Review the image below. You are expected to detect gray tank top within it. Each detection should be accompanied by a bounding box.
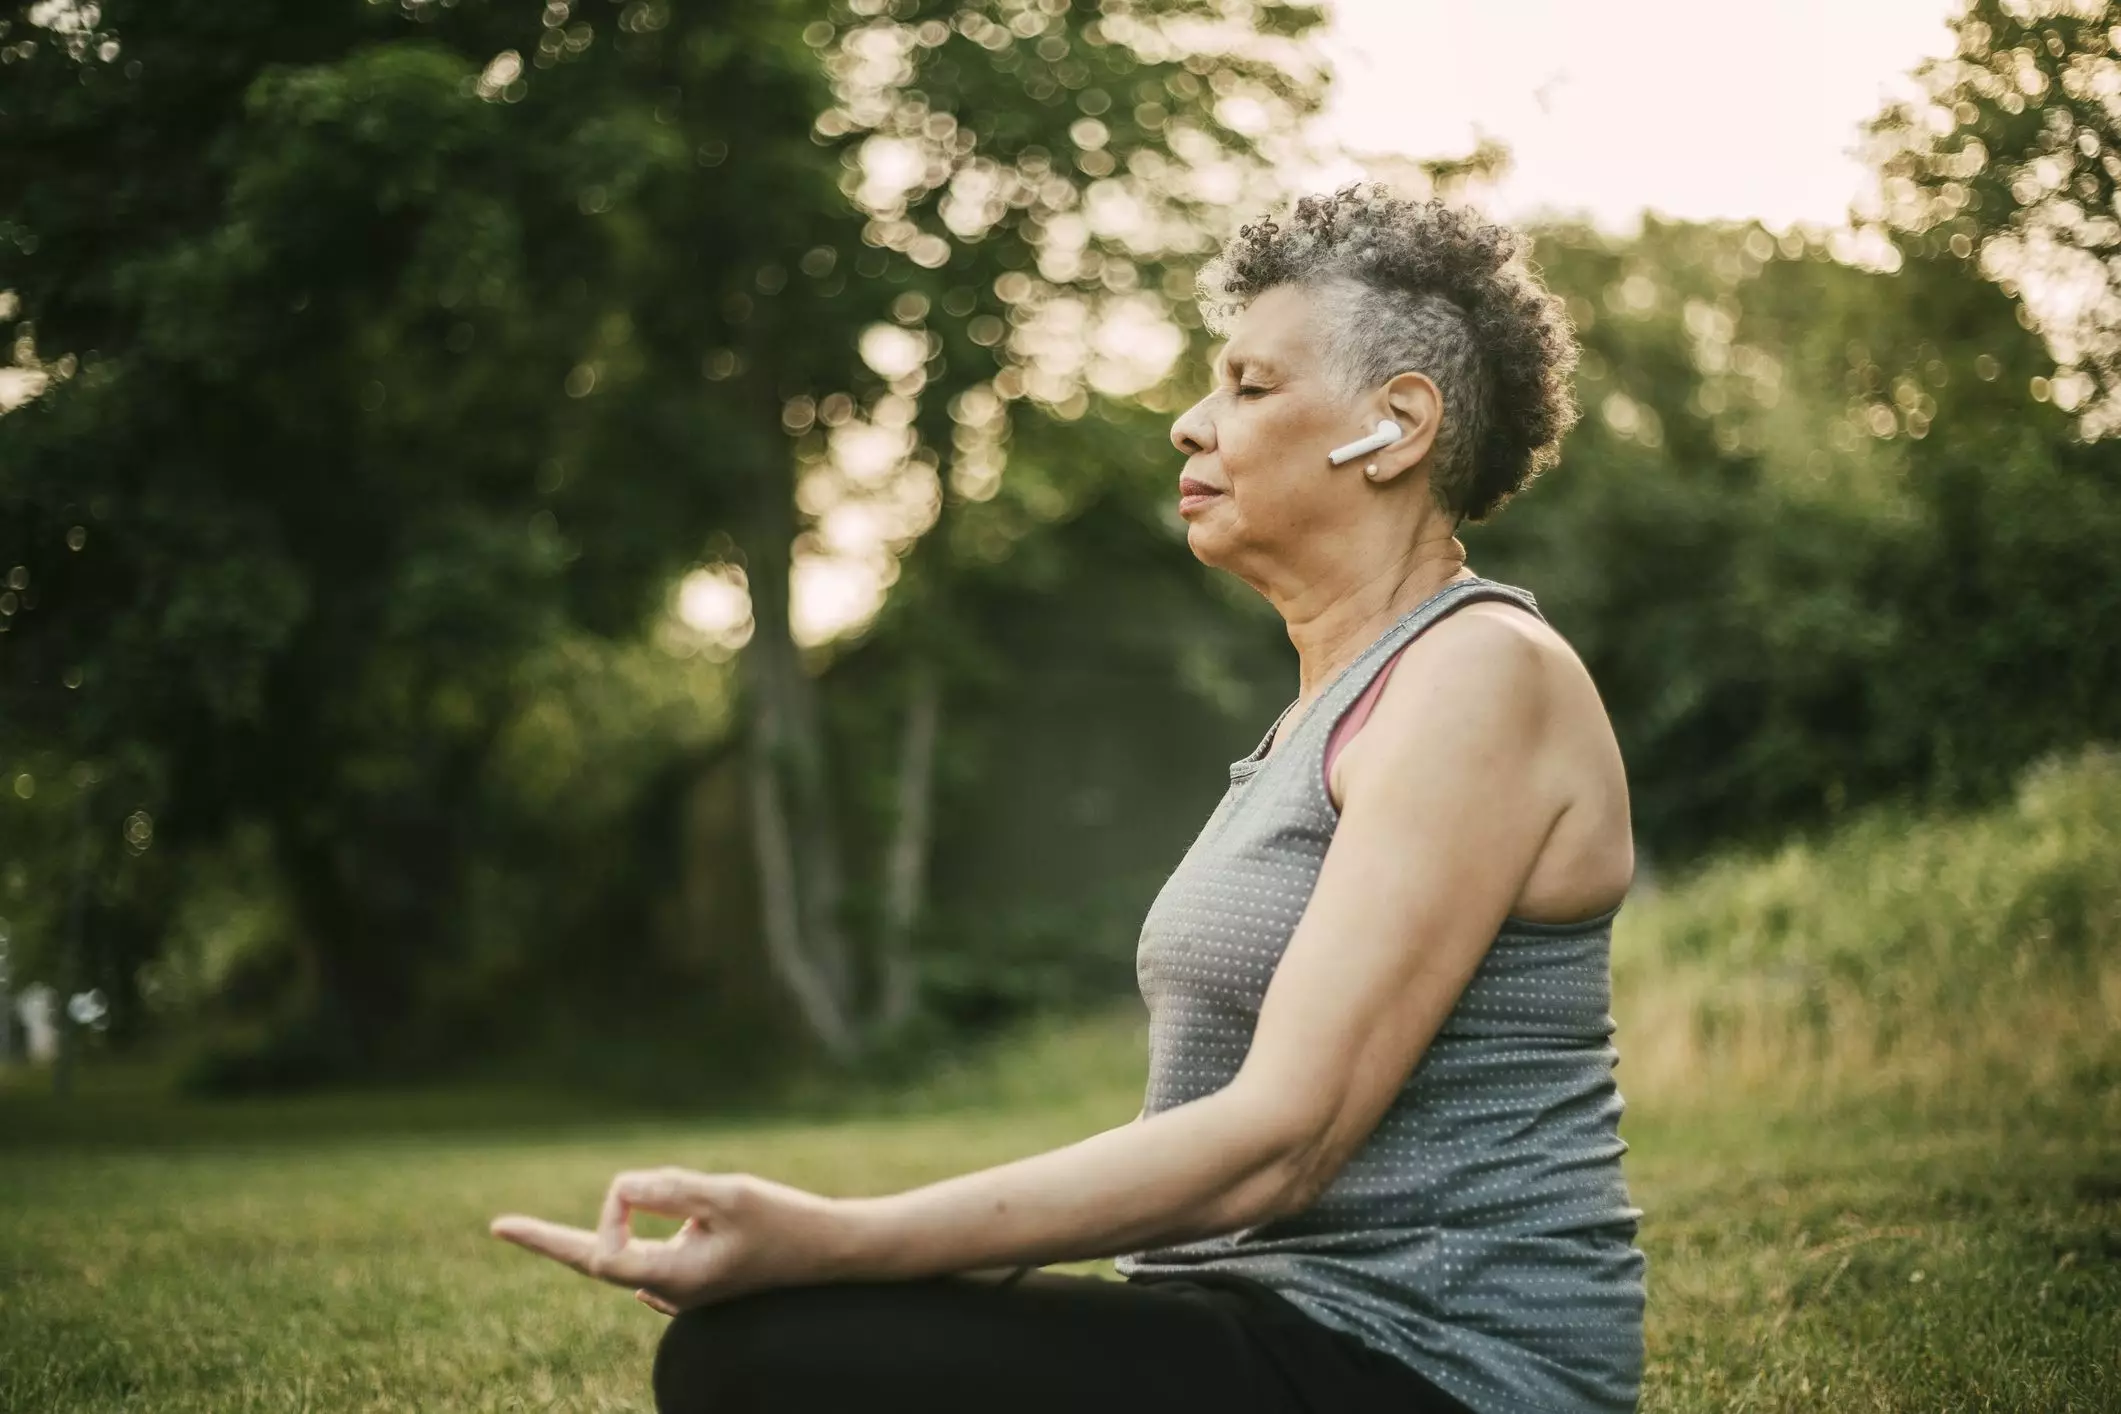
[1115,576,1646,1414]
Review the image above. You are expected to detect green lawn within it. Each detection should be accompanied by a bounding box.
[1,1009,2115,1414]
[6,755,2119,1411]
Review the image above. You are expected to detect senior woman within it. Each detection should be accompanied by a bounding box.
[491,185,1646,1414]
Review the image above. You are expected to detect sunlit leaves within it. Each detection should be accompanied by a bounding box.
[1867,0,2121,431]
[814,0,1324,437]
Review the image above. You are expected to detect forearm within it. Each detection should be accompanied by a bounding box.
[824,1084,1309,1283]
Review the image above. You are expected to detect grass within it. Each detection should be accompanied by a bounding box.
[3,751,2118,1412]
[1609,747,2121,1110]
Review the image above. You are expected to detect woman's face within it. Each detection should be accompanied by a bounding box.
[1168,284,1378,583]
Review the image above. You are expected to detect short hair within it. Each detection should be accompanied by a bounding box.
[1197,184,1579,522]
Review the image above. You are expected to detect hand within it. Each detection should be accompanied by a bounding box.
[490,1167,851,1316]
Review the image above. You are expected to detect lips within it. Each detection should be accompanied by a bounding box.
[1178,476,1224,515]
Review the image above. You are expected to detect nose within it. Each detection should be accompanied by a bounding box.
[1170,397,1215,457]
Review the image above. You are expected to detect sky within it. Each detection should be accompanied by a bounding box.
[1309,0,1965,231]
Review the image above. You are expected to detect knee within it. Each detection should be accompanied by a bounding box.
[650,1289,821,1414]
[652,1302,748,1414]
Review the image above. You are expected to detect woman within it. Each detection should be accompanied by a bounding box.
[492,185,1647,1414]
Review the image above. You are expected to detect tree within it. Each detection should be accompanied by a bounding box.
[1869,0,2121,431]
[0,0,853,1071]
[726,0,1325,1055]
[0,0,1325,1073]
[1473,214,2121,857]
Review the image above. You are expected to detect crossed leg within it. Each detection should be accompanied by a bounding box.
[650,1270,1462,1414]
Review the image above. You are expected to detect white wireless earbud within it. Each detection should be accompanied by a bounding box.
[1326,419,1404,466]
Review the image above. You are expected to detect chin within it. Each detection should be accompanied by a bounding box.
[1187,519,1221,563]
[1184,520,1233,570]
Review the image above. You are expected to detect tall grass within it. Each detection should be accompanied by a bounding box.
[1613,747,2121,1110]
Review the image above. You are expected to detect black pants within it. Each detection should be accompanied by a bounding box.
[652,1269,1474,1413]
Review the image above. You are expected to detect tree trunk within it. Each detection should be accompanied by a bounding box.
[734,385,957,1058]
[875,663,940,1035]
[740,489,861,1059]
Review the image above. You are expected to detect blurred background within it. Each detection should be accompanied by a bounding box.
[0,2,2117,1407]
[3,0,2114,1092]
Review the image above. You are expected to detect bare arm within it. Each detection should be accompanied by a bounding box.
[821,617,1565,1279]
[491,617,1570,1305]
[830,1075,1327,1278]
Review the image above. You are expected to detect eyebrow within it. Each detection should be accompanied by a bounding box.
[1217,350,1280,381]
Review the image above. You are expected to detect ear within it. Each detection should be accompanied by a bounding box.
[1364,371,1442,486]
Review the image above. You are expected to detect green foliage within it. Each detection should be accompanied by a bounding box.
[1,0,750,1068]
[1869,0,2121,426]
[1623,746,2119,980]
[0,0,1332,1075]
[1610,746,2121,1105]
[1612,746,2121,1409]
[1475,220,2121,854]
[0,0,2114,1079]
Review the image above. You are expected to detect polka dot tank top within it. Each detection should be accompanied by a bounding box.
[1114,577,1647,1414]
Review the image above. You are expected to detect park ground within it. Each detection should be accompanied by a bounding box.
[3,751,2119,1412]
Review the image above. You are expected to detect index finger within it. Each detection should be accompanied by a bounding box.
[491,1214,600,1272]
[598,1169,710,1260]
[491,1214,678,1288]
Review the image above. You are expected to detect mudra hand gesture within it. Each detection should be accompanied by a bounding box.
[491,1167,847,1316]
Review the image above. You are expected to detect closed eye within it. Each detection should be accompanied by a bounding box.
[1236,383,1269,399]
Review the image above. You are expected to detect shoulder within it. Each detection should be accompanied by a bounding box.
[1431,595,1567,665]
[1390,597,1572,727]
[1328,597,1580,808]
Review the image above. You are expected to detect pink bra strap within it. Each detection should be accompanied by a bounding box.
[1323,638,1416,791]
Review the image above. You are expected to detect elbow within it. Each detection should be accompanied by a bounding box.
[1216,1088,1344,1227]
[1248,1147,1339,1224]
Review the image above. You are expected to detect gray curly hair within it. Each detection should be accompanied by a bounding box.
[1198,184,1580,522]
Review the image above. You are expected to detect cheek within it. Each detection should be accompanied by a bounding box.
[1225,403,1328,516]
[1220,405,1281,479]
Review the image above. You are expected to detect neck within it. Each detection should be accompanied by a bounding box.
[1274,527,1471,704]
